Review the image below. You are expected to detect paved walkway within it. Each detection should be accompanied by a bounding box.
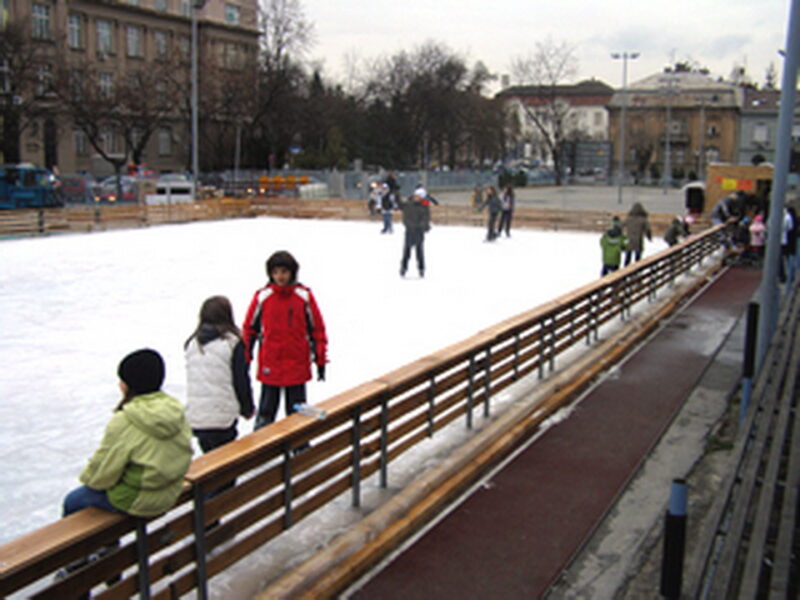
[347,265,761,599]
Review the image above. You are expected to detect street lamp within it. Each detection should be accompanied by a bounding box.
[611,51,639,204]
[191,0,206,198]
[659,73,679,193]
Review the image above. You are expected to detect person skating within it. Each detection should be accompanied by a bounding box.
[478,186,502,241]
[622,202,651,265]
[663,215,689,247]
[498,185,515,238]
[380,183,396,233]
[399,187,431,277]
[600,216,628,276]
[243,251,328,428]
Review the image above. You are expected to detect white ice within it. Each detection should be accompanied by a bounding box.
[0,215,667,545]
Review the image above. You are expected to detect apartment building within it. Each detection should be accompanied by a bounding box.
[3,0,259,175]
[607,69,740,181]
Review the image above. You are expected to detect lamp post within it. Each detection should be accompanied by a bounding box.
[611,51,639,204]
[659,73,678,193]
[191,0,206,198]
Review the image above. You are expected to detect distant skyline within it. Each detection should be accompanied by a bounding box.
[300,0,789,92]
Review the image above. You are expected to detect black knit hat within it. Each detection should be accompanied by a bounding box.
[266,250,299,283]
[117,349,165,394]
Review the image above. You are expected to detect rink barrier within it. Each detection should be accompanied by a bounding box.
[0,196,708,238]
[0,225,724,599]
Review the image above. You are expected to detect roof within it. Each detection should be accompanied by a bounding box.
[496,79,614,100]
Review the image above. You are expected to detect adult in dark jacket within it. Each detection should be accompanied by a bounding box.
[399,188,431,277]
[623,202,652,265]
[498,185,515,237]
[479,186,503,241]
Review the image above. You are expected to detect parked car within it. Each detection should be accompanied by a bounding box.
[93,175,138,203]
[58,174,97,204]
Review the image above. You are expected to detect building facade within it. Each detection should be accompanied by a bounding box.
[737,87,800,168]
[2,0,259,175]
[607,70,740,182]
[497,79,614,166]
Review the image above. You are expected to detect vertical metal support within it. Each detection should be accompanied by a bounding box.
[483,346,492,417]
[282,444,293,528]
[538,318,546,379]
[741,302,759,424]
[351,406,362,508]
[513,332,520,379]
[593,293,600,342]
[585,297,594,345]
[548,316,556,372]
[380,395,389,488]
[466,355,475,429]
[427,376,436,437]
[660,479,688,599]
[191,484,209,600]
[134,519,151,600]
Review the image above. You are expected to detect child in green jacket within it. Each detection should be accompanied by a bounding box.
[600,216,628,276]
[63,349,193,518]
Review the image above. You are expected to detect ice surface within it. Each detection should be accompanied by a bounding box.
[0,216,666,545]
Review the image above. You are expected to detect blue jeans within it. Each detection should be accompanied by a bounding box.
[63,485,118,517]
[381,211,393,232]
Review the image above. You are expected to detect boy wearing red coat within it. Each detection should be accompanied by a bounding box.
[243,251,328,428]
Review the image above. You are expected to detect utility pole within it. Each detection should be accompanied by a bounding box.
[612,51,640,204]
[191,0,207,197]
[659,73,678,193]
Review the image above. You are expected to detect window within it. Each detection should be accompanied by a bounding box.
[68,14,83,49]
[225,3,240,25]
[102,128,122,154]
[154,30,168,59]
[126,25,143,57]
[69,68,84,100]
[792,124,800,141]
[154,0,167,12]
[32,3,52,40]
[96,19,114,55]
[36,63,52,96]
[0,58,9,93]
[178,35,190,61]
[707,124,719,138]
[158,128,172,156]
[753,123,769,144]
[99,72,113,98]
[181,0,191,17]
[593,111,603,127]
[74,129,88,156]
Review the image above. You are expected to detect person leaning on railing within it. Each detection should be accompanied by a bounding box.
[62,349,193,518]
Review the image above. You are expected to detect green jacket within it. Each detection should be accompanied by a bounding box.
[600,226,628,267]
[80,391,193,517]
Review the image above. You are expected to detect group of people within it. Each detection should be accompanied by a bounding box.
[711,190,799,282]
[599,201,654,276]
[63,251,328,527]
[475,185,515,241]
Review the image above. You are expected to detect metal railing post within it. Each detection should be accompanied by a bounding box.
[351,406,362,507]
[467,354,475,429]
[134,518,151,600]
[427,376,436,437]
[191,484,209,600]
[282,445,293,528]
[380,394,389,488]
[483,346,492,417]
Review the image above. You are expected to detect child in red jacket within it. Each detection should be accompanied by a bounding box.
[243,251,328,428]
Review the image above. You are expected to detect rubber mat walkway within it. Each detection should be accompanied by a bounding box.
[349,265,762,599]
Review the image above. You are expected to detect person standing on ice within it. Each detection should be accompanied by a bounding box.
[184,296,254,454]
[243,251,328,428]
[399,186,431,277]
[622,202,651,265]
[62,349,193,518]
[497,185,515,238]
[478,186,502,241]
[600,216,628,276]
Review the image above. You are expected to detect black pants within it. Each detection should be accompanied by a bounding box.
[401,228,426,274]
[486,212,499,240]
[255,383,306,429]
[193,424,239,498]
[498,210,512,236]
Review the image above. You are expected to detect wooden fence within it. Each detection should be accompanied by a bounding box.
[0,224,724,599]
[0,196,707,239]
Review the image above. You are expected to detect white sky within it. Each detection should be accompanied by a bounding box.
[0,216,674,546]
[300,0,790,92]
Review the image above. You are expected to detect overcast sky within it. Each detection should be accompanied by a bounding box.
[300,0,790,92]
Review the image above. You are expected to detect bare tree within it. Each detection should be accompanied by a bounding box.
[509,38,579,184]
[0,17,53,163]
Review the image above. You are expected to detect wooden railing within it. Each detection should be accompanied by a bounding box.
[0,225,724,599]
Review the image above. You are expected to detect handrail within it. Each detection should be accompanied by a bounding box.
[0,225,724,599]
